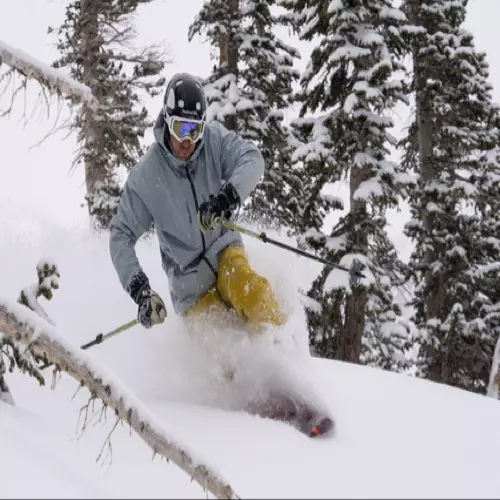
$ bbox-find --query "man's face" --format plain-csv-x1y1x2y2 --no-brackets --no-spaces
170,134,197,161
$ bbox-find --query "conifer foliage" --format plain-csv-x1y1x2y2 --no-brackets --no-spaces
284,0,413,369
52,0,165,229
189,0,301,226
402,0,500,392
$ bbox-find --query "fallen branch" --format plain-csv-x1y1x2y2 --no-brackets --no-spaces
0,300,239,499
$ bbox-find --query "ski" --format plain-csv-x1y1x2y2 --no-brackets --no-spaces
284,408,334,438
305,414,334,438
247,392,334,438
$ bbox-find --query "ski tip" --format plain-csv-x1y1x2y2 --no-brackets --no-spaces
309,417,334,438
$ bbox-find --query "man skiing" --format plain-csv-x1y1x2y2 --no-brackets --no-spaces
109,73,286,332
108,72,333,438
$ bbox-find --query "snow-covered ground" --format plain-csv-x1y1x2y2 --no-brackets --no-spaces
3,207,500,499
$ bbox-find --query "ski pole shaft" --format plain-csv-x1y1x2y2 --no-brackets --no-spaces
39,319,138,371
80,319,138,350
221,220,365,279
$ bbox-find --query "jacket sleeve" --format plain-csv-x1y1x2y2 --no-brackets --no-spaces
109,171,153,295
217,123,265,202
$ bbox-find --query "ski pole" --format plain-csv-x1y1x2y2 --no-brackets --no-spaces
39,318,138,371
221,220,366,286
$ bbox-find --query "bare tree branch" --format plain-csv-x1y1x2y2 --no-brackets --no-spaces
0,302,239,500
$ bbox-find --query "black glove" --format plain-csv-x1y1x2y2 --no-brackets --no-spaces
197,182,240,232
128,272,167,329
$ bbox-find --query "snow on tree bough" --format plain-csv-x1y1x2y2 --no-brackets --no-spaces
0,39,98,111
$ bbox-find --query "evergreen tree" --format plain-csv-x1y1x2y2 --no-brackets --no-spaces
284,0,413,369
189,0,245,132
402,0,500,392
51,0,165,229
189,0,301,227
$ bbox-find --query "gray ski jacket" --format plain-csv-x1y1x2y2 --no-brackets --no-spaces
109,112,265,314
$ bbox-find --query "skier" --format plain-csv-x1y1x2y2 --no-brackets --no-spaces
108,72,333,437
109,73,286,332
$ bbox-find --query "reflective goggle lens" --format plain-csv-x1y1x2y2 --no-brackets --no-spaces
171,119,203,142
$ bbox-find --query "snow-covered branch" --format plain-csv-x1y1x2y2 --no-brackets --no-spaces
17,259,60,327
0,300,239,500
0,39,98,111
487,334,500,399
0,353,15,406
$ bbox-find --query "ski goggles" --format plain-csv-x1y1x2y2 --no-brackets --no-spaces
166,114,205,144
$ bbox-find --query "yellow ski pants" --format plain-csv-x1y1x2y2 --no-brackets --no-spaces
186,246,285,327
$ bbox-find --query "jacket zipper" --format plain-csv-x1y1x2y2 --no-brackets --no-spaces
185,164,206,252
185,164,217,277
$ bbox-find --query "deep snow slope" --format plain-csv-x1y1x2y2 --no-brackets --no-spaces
0,401,110,499
6,350,500,499
3,213,500,499
146,358,500,499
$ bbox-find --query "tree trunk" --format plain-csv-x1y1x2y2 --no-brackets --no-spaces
227,0,239,76
219,0,239,131
80,0,107,203
336,163,368,363
0,302,239,499
408,0,447,383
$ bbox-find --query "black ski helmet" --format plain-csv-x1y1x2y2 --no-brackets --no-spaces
163,73,207,122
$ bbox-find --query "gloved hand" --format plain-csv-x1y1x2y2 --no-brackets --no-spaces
137,288,166,329
197,182,240,233
128,271,167,329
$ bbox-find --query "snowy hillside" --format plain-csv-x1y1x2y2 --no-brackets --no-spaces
3,210,500,498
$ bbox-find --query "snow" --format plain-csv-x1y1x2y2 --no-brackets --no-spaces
2,210,500,498
2,295,242,498
328,0,344,14
329,44,372,64
379,5,408,22
0,401,110,499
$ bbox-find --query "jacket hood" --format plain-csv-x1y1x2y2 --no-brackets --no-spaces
153,111,205,176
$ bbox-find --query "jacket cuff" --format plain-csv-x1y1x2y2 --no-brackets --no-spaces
127,271,150,304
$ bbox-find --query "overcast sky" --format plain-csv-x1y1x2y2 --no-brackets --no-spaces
0,0,499,228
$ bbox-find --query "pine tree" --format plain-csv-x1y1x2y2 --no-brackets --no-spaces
238,1,301,226
189,0,301,227
189,0,244,132
284,0,413,369
51,0,165,229
402,0,500,393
